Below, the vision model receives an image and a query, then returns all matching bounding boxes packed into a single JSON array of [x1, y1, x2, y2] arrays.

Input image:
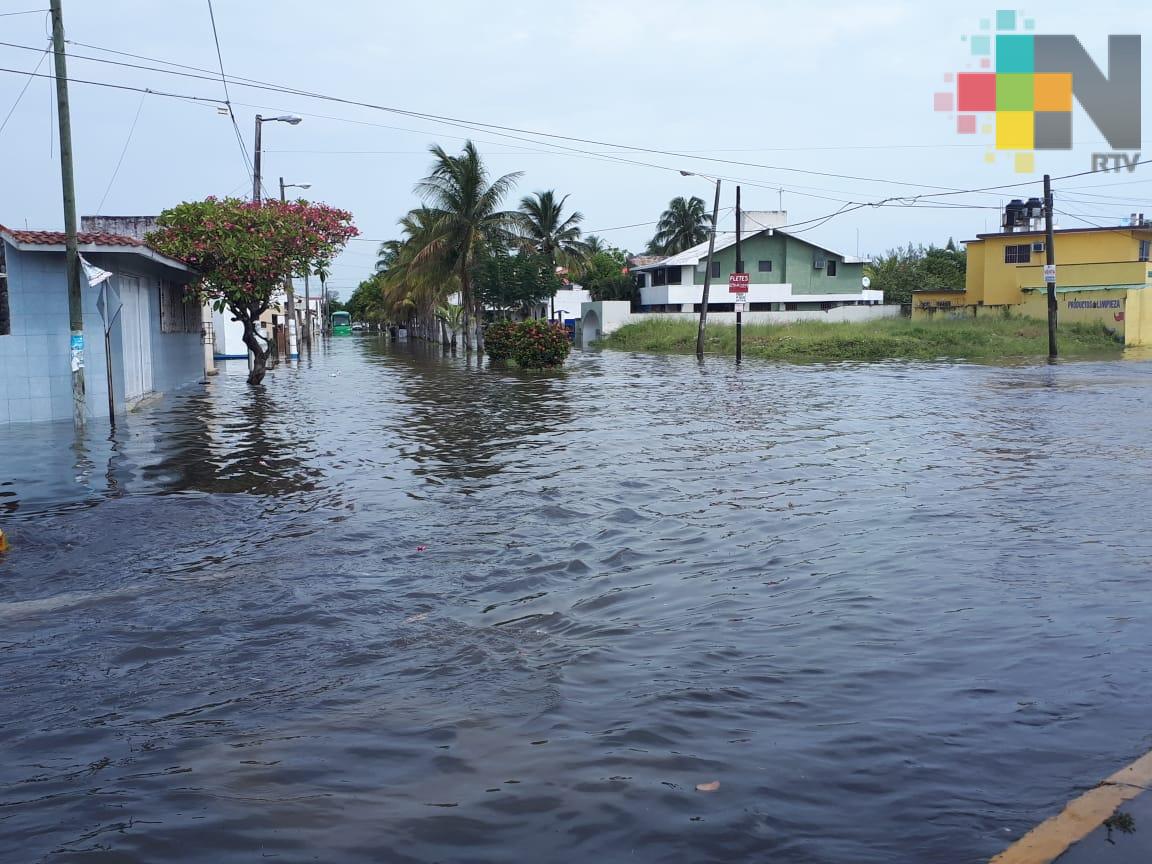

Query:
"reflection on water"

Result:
[[2, 337, 1152, 863]]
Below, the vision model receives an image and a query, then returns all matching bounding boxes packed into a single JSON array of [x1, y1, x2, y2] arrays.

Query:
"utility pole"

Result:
[[49, 0, 85, 426], [1044, 174, 1057, 359], [253, 116, 263, 203], [279, 177, 298, 360], [735, 185, 743, 365], [695, 178, 722, 359], [303, 268, 311, 349]]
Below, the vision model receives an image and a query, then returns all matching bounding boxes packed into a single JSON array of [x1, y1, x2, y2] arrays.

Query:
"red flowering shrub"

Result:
[[147, 197, 357, 384], [485, 320, 571, 369]]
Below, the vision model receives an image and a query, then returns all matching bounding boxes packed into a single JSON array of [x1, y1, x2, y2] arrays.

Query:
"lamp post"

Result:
[[251, 114, 302, 361], [681, 170, 722, 360], [279, 178, 312, 351], [251, 114, 302, 203]]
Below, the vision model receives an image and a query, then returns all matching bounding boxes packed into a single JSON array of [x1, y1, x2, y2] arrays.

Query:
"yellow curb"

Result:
[[990, 749, 1152, 863]]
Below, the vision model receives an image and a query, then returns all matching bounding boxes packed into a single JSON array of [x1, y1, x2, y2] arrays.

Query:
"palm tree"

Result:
[[584, 234, 608, 254], [415, 141, 521, 354], [650, 195, 712, 255], [515, 190, 590, 320], [380, 208, 456, 341], [376, 240, 401, 273], [515, 190, 590, 268]]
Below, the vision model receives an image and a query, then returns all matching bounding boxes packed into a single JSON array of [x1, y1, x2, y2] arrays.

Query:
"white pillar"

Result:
[[201, 303, 217, 377]]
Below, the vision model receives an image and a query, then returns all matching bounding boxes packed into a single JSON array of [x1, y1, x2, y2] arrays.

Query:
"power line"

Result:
[[0, 36, 967, 192], [0, 39, 50, 137], [204, 0, 254, 184], [7, 37, 1147, 216], [95, 90, 146, 214], [2, 43, 1148, 246], [0, 8, 48, 16]]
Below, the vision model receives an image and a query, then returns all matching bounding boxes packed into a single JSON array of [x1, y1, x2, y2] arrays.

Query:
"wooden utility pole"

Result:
[[49, 0, 85, 426], [695, 178, 722, 359], [1044, 174, 1057, 359], [735, 185, 743, 365]]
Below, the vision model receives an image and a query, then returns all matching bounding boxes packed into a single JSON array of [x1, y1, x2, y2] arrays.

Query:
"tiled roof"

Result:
[[0, 224, 144, 247]]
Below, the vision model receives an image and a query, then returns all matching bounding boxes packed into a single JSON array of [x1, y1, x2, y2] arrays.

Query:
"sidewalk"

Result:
[[991, 750, 1152, 864], [1056, 788, 1152, 863]]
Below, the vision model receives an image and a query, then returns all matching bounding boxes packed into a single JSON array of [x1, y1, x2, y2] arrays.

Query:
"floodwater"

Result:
[[2, 338, 1151, 864]]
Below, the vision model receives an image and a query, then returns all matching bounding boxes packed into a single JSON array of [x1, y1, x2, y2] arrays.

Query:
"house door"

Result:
[[120, 275, 153, 400]]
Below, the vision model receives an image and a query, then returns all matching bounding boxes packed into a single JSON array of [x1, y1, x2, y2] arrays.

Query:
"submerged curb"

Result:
[[990, 750, 1152, 863]]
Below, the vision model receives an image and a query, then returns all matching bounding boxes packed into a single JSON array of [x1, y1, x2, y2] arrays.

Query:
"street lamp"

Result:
[[681, 170, 722, 359], [252, 114, 303, 202], [279, 179, 311, 199]]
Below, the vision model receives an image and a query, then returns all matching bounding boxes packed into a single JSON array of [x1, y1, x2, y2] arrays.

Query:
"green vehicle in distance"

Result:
[[332, 311, 352, 335]]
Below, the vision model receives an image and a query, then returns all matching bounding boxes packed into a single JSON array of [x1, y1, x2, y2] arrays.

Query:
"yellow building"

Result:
[[913, 225, 1152, 345]]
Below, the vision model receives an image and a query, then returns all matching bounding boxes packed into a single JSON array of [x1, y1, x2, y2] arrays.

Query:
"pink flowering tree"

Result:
[[147, 197, 358, 384]]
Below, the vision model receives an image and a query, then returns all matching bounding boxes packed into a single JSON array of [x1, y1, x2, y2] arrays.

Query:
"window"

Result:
[[711, 261, 721, 278], [159, 280, 200, 334], [652, 268, 667, 287], [826, 259, 838, 277], [758, 260, 773, 272], [666, 267, 682, 285], [1140, 239, 1150, 262], [0, 242, 8, 336], [1004, 244, 1032, 264]]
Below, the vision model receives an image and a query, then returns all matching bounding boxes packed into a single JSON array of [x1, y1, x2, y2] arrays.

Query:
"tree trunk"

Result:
[[474, 297, 485, 356], [237, 303, 269, 385]]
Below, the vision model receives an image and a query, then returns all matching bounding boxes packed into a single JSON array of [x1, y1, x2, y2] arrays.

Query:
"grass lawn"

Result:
[[602, 316, 1124, 362]]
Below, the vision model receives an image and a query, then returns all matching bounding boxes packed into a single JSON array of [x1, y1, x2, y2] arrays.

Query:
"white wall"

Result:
[[641, 281, 881, 306], [580, 302, 903, 343]]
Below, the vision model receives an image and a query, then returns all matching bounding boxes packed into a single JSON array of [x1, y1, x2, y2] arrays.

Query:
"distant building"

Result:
[[913, 218, 1152, 345], [631, 214, 880, 312], [0, 224, 203, 424]]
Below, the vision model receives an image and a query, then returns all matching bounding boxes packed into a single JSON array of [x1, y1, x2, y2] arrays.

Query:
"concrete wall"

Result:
[[0, 241, 79, 423], [0, 242, 201, 424], [580, 301, 902, 346]]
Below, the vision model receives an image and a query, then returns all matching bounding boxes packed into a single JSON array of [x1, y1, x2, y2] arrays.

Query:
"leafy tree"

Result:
[[475, 249, 562, 317], [346, 277, 385, 323], [577, 246, 636, 303], [415, 141, 521, 354], [649, 195, 712, 254], [148, 197, 357, 384], [865, 241, 967, 307]]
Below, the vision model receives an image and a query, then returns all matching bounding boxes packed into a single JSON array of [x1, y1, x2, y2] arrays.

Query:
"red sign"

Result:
[[729, 272, 750, 293]]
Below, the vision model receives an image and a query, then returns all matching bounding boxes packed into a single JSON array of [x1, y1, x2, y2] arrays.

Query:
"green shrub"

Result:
[[485, 320, 572, 369]]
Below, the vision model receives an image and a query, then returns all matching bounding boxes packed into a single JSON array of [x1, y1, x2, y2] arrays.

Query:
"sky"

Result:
[[0, 0, 1149, 298]]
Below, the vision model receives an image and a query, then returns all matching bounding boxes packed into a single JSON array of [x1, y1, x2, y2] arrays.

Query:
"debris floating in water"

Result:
[[415, 545, 428, 552], [0, 529, 8, 554], [695, 781, 720, 793]]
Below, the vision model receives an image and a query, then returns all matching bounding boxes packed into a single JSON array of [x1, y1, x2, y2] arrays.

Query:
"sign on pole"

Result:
[[1043, 264, 1056, 283], [729, 272, 750, 293]]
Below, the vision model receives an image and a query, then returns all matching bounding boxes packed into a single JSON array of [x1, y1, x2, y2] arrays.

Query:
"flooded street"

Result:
[[2, 338, 1151, 863]]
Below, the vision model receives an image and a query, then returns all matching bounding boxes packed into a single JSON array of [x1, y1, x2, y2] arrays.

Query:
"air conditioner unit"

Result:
[[813, 257, 826, 269], [1031, 242, 1045, 253]]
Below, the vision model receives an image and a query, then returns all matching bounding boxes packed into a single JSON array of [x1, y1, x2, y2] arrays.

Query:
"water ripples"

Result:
[[1, 339, 1151, 862]]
